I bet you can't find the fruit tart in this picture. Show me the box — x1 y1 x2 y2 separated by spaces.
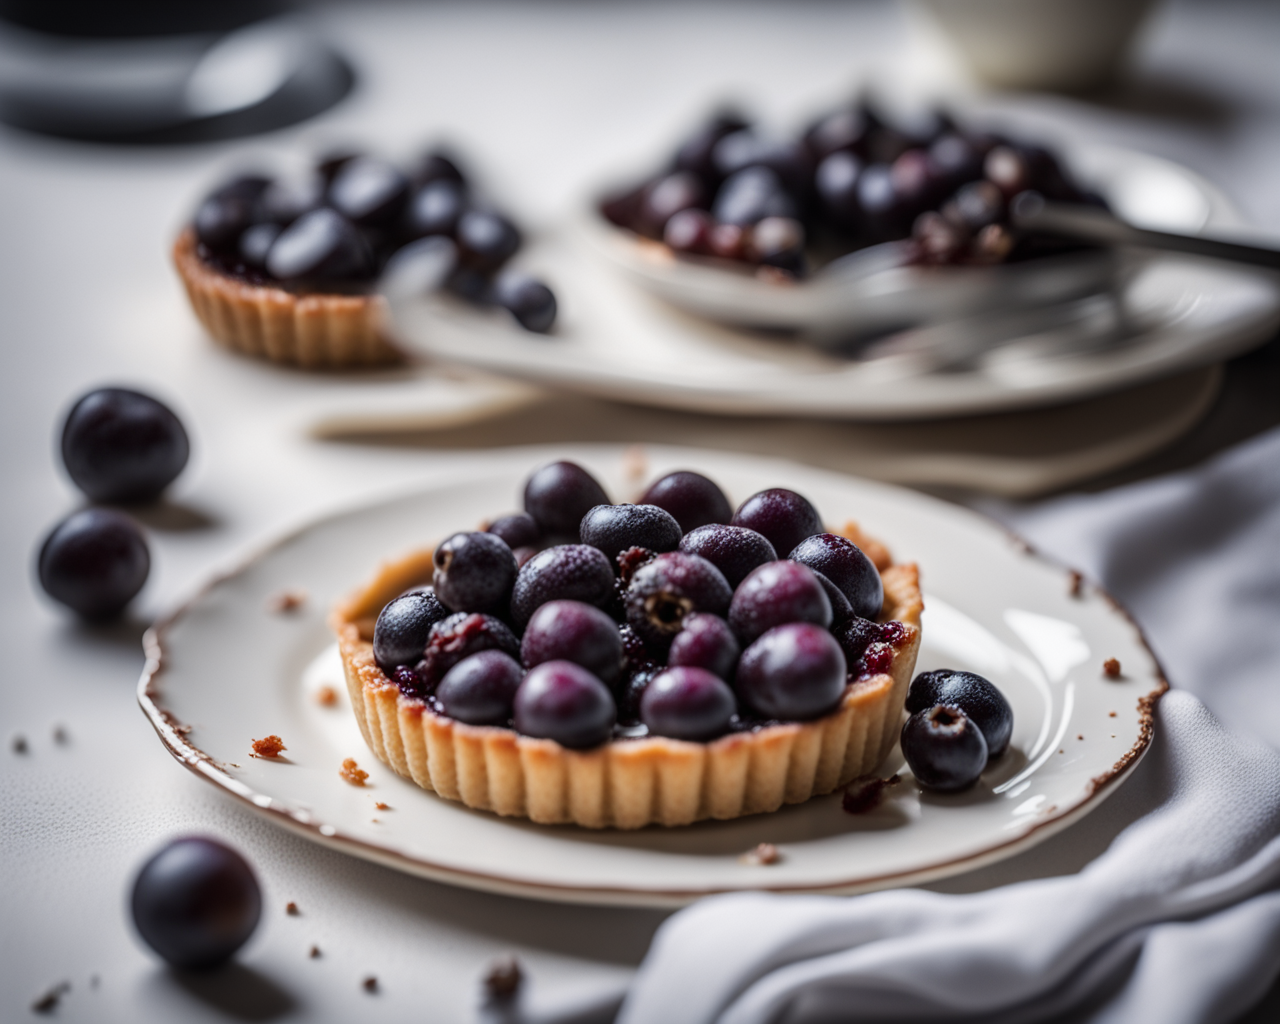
174 148 557 368
332 462 921 829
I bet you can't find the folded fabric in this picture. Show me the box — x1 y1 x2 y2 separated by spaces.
617 692 1280 1023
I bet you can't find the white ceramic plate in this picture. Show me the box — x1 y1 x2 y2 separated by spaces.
139 446 1167 907
387 147 1280 420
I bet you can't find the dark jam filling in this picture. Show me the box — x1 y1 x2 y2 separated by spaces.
195 241 376 295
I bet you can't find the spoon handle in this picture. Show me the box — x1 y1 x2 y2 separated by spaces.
1011 192 1280 270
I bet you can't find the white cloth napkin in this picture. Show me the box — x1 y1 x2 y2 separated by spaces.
614 427 1280 1024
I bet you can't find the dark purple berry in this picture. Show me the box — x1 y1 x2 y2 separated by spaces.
730 488 823 558
520 600 623 687
580 504 682 565
928 133 983 189
789 533 884 621
815 150 863 228
193 194 255 251
678 523 776 589
509 544 616 628
712 131 810 192
856 163 904 239
486 512 540 550
805 107 871 161
812 569 853 624
747 216 805 273
130 837 261 970
832 615 883 668
637 171 705 238
664 208 714 254
61 388 189 504
38 509 149 620
943 180 1005 232
373 588 449 672
668 613 739 681
523 461 609 537
266 208 371 282
901 705 988 792
328 157 410 226
436 650 524 725
639 471 732 533
493 271 557 333
913 211 967 264
907 669 1013 761
414 150 466 188
640 667 736 741
728 560 832 645
405 179 467 239
432 531 518 615
513 661 616 749
625 552 732 653
416 612 520 690
736 623 846 721
239 222 282 268
259 174 325 225
456 210 520 272
315 148 361 183
712 166 796 226
674 111 751 180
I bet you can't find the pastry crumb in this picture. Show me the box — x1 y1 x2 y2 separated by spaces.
362 975 378 993
1109 711 1117 718
314 685 338 707
12 734 28 754
52 724 69 745
309 946 321 959
842 774 901 815
268 589 307 613
1077 735 1084 741
375 801 390 810
340 758 369 786
31 981 70 1013
1067 570 1084 598
484 957 523 1001
286 902 299 916
740 842 781 866
1103 658 1122 678
251 735 287 758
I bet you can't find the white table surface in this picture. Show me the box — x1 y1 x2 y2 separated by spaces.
2 1 1278 1020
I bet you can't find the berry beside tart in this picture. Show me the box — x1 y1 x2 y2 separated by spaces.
173 148 557 368
332 462 922 829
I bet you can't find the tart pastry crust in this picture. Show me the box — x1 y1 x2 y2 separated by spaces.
172 228 401 368
332 528 922 829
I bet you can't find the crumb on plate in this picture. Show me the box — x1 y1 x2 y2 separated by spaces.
485 957 523 1000
315 685 338 707
286 902 299 916
31 981 70 1014
251 735 287 758
340 758 369 786
375 801 390 811
309 946 321 959
12 734 28 754
362 975 378 993
842 774 901 815
1103 658 1122 678
739 842 781 866
268 589 307 614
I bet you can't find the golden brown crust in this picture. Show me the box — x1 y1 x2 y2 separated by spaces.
171 228 402 368
331 534 922 829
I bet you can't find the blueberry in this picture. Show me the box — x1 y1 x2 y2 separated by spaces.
668 612 739 682
523 461 610 538
815 151 863 228
456 210 521 272
639 471 732 533
913 211 967 264
907 669 1013 761
711 131 810 192
414 150 467 188
889 148 937 213
259 174 326 225
788 533 883 622
832 615 883 667
580 504 682 566
38 509 149 620
520 600 623 687
266 209 372 282
625 552 733 653
736 622 846 721
943 180 1005 232
373 588 450 672
747 216 806 273
901 705 988 792
211 174 273 203
712 166 796 226
928 133 983 190
436 650 524 725
406 179 467 239
238 222 282 269
510 544 616 629
674 111 751 181
728 560 832 645
433 531 518 615
663 209 715 254
856 162 911 240
812 569 853 624
328 157 410 226
493 271 557 333
61 387 189 504
315 147 362 183
193 194 255 251
513 661 616 749
804 107 872 161
640 666 736 741
416 612 520 691
487 512 541 550
678 524 776 589
637 171 705 238
730 488 823 558
130 837 261 970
